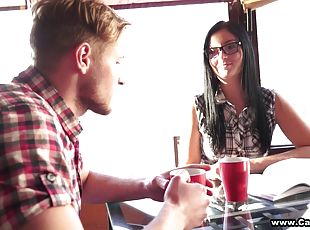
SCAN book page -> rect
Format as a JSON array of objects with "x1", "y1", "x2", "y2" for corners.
[
  {"x1": 125, "y1": 199, "x2": 163, "y2": 217},
  {"x1": 248, "y1": 158, "x2": 310, "y2": 200},
  {"x1": 248, "y1": 174, "x2": 275, "y2": 200}
]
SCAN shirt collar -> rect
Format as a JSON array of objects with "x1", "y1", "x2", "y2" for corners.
[
  {"x1": 12, "y1": 66, "x2": 83, "y2": 140},
  {"x1": 214, "y1": 87, "x2": 227, "y2": 104}
]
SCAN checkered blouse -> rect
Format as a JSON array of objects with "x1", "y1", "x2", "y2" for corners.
[
  {"x1": 0, "y1": 66, "x2": 83, "y2": 229},
  {"x1": 194, "y1": 87, "x2": 276, "y2": 164}
]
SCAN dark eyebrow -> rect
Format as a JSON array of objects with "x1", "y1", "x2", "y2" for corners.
[{"x1": 209, "y1": 40, "x2": 239, "y2": 49}]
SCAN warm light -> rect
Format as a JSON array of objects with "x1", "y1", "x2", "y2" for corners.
[
  {"x1": 0, "y1": 0, "x2": 26, "y2": 7},
  {"x1": 241, "y1": 0, "x2": 278, "y2": 10}
]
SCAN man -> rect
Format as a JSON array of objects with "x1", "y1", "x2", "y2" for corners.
[{"x1": 0, "y1": 0, "x2": 211, "y2": 229}]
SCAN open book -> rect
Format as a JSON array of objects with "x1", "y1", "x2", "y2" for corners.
[{"x1": 248, "y1": 158, "x2": 310, "y2": 203}]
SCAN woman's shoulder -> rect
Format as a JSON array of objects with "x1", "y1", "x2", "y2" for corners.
[
  {"x1": 194, "y1": 93, "x2": 205, "y2": 103},
  {"x1": 194, "y1": 93, "x2": 204, "y2": 100},
  {"x1": 260, "y1": 86, "x2": 275, "y2": 93},
  {"x1": 259, "y1": 87, "x2": 276, "y2": 111},
  {"x1": 193, "y1": 93, "x2": 206, "y2": 113},
  {"x1": 194, "y1": 93, "x2": 205, "y2": 106},
  {"x1": 260, "y1": 86, "x2": 276, "y2": 98}
]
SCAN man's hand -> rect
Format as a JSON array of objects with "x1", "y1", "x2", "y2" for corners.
[
  {"x1": 144, "y1": 164, "x2": 213, "y2": 202},
  {"x1": 164, "y1": 170, "x2": 210, "y2": 229}
]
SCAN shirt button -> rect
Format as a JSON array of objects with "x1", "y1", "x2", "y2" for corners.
[{"x1": 46, "y1": 173, "x2": 56, "y2": 182}]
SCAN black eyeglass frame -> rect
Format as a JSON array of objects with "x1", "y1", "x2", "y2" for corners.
[{"x1": 205, "y1": 41, "x2": 242, "y2": 59}]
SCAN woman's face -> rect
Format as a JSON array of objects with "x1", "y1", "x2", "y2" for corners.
[{"x1": 208, "y1": 28, "x2": 243, "y2": 84}]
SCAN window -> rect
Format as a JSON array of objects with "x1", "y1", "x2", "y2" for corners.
[
  {"x1": 79, "y1": 3, "x2": 229, "y2": 176},
  {"x1": 0, "y1": 9, "x2": 32, "y2": 82},
  {"x1": 0, "y1": 3, "x2": 229, "y2": 177},
  {"x1": 256, "y1": 0, "x2": 310, "y2": 145},
  {"x1": 0, "y1": 0, "x2": 28, "y2": 10}
]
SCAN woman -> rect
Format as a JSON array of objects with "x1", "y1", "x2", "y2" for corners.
[{"x1": 187, "y1": 20, "x2": 310, "y2": 173}]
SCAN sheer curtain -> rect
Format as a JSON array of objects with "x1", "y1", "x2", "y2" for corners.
[{"x1": 257, "y1": 0, "x2": 310, "y2": 145}]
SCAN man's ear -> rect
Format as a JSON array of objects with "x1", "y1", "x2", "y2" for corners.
[{"x1": 76, "y1": 42, "x2": 91, "y2": 74}]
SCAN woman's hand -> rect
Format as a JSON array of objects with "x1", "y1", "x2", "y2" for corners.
[{"x1": 208, "y1": 162, "x2": 225, "y2": 204}]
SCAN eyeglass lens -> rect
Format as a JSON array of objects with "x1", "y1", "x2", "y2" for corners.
[{"x1": 208, "y1": 42, "x2": 240, "y2": 59}]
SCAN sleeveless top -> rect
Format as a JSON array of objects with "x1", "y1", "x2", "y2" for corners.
[{"x1": 194, "y1": 87, "x2": 277, "y2": 164}]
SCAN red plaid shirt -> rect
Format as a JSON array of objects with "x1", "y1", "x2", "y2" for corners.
[{"x1": 0, "y1": 66, "x2": 83, "y2": 229}]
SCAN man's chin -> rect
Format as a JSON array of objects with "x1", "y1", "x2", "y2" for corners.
[
  {"x1": 101, "y1": 108, "x2": 112, "y2": 116},
  {"x1": 90, "y1": 106, "x2": 112, "y2": 116}
]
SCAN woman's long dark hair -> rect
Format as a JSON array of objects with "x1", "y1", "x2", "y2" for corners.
[{"x1": 203, "y1": 20, "x2": 271, "y2": 154}]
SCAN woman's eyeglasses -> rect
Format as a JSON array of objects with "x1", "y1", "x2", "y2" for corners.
[{"x1": 206, "y1": 41, "x2": 241, "y2": 59}]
